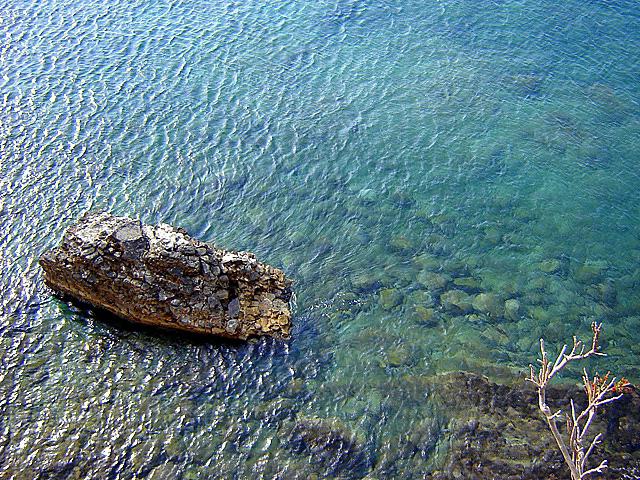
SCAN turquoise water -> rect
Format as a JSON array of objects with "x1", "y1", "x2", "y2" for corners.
[{"x1": 1, "y1": 0, "x2": 640, "y2": 477}]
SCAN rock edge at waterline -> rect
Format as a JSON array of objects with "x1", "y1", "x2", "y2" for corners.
[{"x1": 39, "y1": 212, "x2": 293, "y2": 340}]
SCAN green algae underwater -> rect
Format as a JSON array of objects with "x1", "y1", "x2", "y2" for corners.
[{"x1": 1, "y1": 0, "x2": 640, "y2": 478}]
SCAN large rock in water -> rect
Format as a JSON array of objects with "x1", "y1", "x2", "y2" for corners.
[{"x1": 39, "y1": 212, "x2": 293, "y2": 339}]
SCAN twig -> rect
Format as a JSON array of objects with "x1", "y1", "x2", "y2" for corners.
[{"x1": 526, "y1": 322, "x2": 629, "y2": 480}]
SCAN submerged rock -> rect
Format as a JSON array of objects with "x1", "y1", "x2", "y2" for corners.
[
  {"x1": 281, "y1": 416, "x2": 373, "y2": 477},
  {"x1": 430, "y1": 372, "x2": 640, "y2": 480},
  {"x1": 379, "y1": 288, "x2": 403, "y2": 310},
  {"x1": 575, "y1": 259, "x2": 609, "y2": 284},
  {"x1": 412, "y1": 306, "x2": 436, "y2": 326},
  {"x1": 39, "y1": 212, "x2": 293, "y2": 339},
  {"x1": 588, "y1": 281, "x2": 617, "y2": 308},
  {"x1": 389, "y1": 235, "x2": 415, "y2": 253},
  {"x1": 440, "y1": 289, "x2": 473, "y2": 313},
  {"x1": 537, "y1": 258, "x2": 562, "y2": 274},
  {"x1": 510, "y1": 73, "x2": 544, "y2": 96},
  {"x1": 351, "y1": 271, "x2": 382, "y2": 293},
  {"x1": 504, "y1": 298, "x2": 521, "y2": 321},
  {"x1": 452, "y1": 276, "x2": 481, "y2": 290},
  {"x1": 482, "y1": 226, "x2": 502, "y2": 245},
  {"x1": 407, "y1": 290, "x2": 435, "y2": 308},
  {"x1": 406, "y1": 416, "x2": 442, "y2": 460},
  {"x1": 412, "y1": 252, "x2": 441, "y2": 270},
  {"x1": 383, "y1": 344, "x2": 414, "y2": 368},
  {"x1": 417, "y1": 271, "x2": 449, "y2": 290},
  {"x1": 472, "y1": 292, "x2": 503, "y2": 318}
]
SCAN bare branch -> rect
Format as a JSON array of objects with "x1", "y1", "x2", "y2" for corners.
[
  {"x1": 593, "y1": 394, "x2": 623, "y2": 408},
  {"x1": 582, "y1": 433, "x2": 602, "y2": 470},
  {"x1": 551, "y1": 344, "x2": 568, "y2": 372},
  {"x1": 581, "y1": 459, "x2": 608, "y2": 478},
  {"x1": 526, "y1": 323, "x2": 627, "y2": 480}
]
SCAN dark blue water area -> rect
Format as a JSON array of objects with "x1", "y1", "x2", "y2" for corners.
[{"x1": 1, "y1": 0, "x2": 639, "y2": 477}]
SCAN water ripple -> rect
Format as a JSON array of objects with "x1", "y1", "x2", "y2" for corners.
[{"x1": 1, "y1": 0, "x2": 640, "y2": 477}]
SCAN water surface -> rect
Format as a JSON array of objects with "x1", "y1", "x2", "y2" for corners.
[{"x1": 1, "y1": 0, "x2": 640, "y2": 477}]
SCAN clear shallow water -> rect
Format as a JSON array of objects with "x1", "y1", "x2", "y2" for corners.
[{"x1": 1, "y1": 0, "x2": 640, "y2": 477}]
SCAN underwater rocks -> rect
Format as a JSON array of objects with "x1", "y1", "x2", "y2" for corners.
[
  {"x1": 537, "y1": 258, "x2": 562, "y2": 274},
  {"x1": 452, "y1": 276, "x2": 481, "y2": 290},
  {"x1": 281, "y1": 416, "x2": 374, "y2": 477},
  {"x1": 389, "y1": 235, "x2": 415, "y2": 253},
  {"x1": 412, "y1": 253, "x2": 441, "y2": 271},
  {"x1": 504, "y1": 298, "x2": 521, "y2": 321},
  {"x1": 574, "y1": 259, "x2": 608, "y2": 284},
  {"x1": 418, "y1": 271, "x2": 450, "y2": 290},
  {"x1": 351, "y1": 271, "x2": 382, "y2": 294},
  {"x1": 471, "y1": 292, "x2": 502, "y2": 318},
  {"x1": 429, "y1": 372, "x2": 640, "y2": 480},
  {"x1": 509, "y1": 73, "x2": 544, "y2": 97},
  {"x1": 440, "y1": 289, "x2": 473, "y2": 314},
  {"x1": 382, "y1": 344, "x2": 415, "y2": 368},
  {"x1": 379, "y1": 288, "x2": 403, "y2": 310},
  {"x1": 39, "y1": 212, "x2": 293, "y2": 339},
  {"x1": 412, "y1": 306, "x2": 437, "y2": 326}
]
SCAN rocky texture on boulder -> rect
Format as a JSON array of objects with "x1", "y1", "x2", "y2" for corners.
[{"x1": 40, "y1": 212, "x2": 293, "y2": 339}]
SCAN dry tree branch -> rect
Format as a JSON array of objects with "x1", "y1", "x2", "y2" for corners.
[{"x1": 526, "y1": 322, "x2": 629, "y2": 480}]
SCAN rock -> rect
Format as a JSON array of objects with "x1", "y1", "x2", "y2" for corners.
[
  {"x1": 510, "y1": 73, "x2": 544, "y2": 96},
  {"x1": 164, "y1": 436, "x2": 186, "y2": 458},
  {"x1": 472, "y1": 293, "x2": 503, "y2": 318},
  {"x1": 587, "y1": 83, "x2": 630, "y2": 121},
  {"x1": 444, "y1": 259, "x2": 471, "y2": 276},
  {"x1": 148, "y1": 464, "x2": 181, "y2": 480},
  {"x1": 281, "y1": 416, "x2": 372, "y2": 477},
  {"x1": 465, "y1": 313, "x2": 484, "y2": 323},
  {"x1": 481, "y1": 326, "x2": 509, "y2": 347},
  {"x1": 417, "y1": 271, "x2": 449, "y2": 290},
  {"x1": 406, "y1": 290, "x2": 435, "y2": 308},
  {"x1": 414, "y1": 209, "x2": 434, "y2": 224},
  {"x1": 379, "y1": 288, "x2": 403, "y2": 310},
  {"x1": 514, "y1": 206, "x2": 535, "y2": 221},
  {"x1": 130, "y1": 440, "x2": 161, "y2": 472},
  {"x1": 440, "y1": 290, "x2": 473, "y2": 313},
  {"x1": 406, "y1": 417, "x2": 442, "y2": 459},
  {"x1": 429, "y1": 371, "x2": 640, "y2": 480},
  {"x1": 412, "y1": 306, "x2": 436, "y2": 325},
  {"x1": 574, "y1": 260, "x2": 608, "y2": 284},
  {"x1": 480, "y1": 271, "x2": 519, "y2": 296},
  {"x1": 357, "y1": 188, "x2": 378, "y2": 204},
  {"x1": 529, "y1": 305, "x2": 552, "y2": 323},
  {"x1": 425, "y1": 233, "x2": 446, "y2": 248},
  {"x1": 453, "y1": 277, "x2": 481, "y2": 290},
  {"x1": 287, "y1": 378, "x2": 305, "y2": 397},
  {"x1": 589, "y1": 281, "x2": 617, "y2": 308},
  {"x1": 288, "y1": 229, "x2": 307, "y2": 247},
  {"x1": 384, "y1": 345, "x2": 413, "y2": 367},
  {"x1": 412, "y1": 253, "x2": 441, "y2": 270},
  {"x1": 39, "y1": 212, "x2": 293, "y2": 340},
  {"x1": 389, "y1": 235, "x2": 414, "y2": 253},
  {"x1": 351, "y1": 272, "x2": 382, "y2": 293},
  {"x1": 504, "y1": 299, "x2": 521, "y2": 321},
  {"x1": 390, "y1": 191, "x2": 415, "y2": 208},
  {"x1": 537, "y1": 258, "x2": 562, "y2": 274},
  {"x1": 483, "y1": 227, "x2": 502, "y2": 245}
]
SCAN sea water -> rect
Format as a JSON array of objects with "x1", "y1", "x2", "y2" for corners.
[{"x1": 1, "y1": 0, "x2": 639, "y2": 477}]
